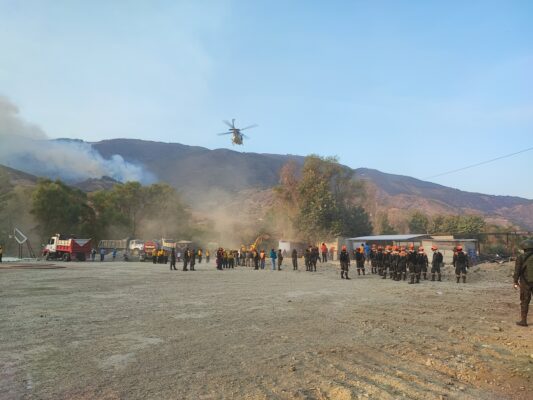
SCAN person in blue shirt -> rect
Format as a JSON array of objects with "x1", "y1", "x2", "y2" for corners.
[{"x1": 270, "y1": 249, "x2": 277, "y2": 270}]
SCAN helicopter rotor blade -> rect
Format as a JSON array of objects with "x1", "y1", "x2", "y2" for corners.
[
  {"x1": 217, "y1": 132, "x2": 232, "y2": 136},
  {"x1": 242, "y1": 134, "x2": 251, "y2": 139},
  {"x1": 240, "y1": 124, "x2": 258, "y2": 131},
  {"x1": 223, "y1": 120, "x2": 233, "y2": 128}
]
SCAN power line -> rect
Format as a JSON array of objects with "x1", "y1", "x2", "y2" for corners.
[{"x1": 424, "y1": 146, "x2": 533, "y2": 180}]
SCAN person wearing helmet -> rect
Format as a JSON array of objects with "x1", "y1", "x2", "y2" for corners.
[
  {"x1": 513, "y1": 239, "x2": 533, "y2": 327},
  {"x1": 339, "y1": 245, "x2": 351, "y2": 279},
  {"x1": 417, "y1": 247, "x2": 429, "y2": 280},
  {"x1": 407, "y1": 244, "x2": 418, "y2": 284},
  {"x1": 397, "y1": 247, "x2": 408, "y2": 281},
  {"x1": 355, "y1": 247, "x2": 366, "y2": 276},
  {"x1": 381, "y1": 246, "x2": 392, "y2": 279},
  {"x1": 431, "y1": 246, "x2": 443, "y2": 282},
  {"x1": 376, "y1": 246, "x2": 384, "y2": 276},
  {"x1": 369, "y1": 245, "x2": 378, "y2": 274},
  {"x1": 391, "y1": 246, "x2": 400, "y2": 281},
  {"x1": 452, "y1": 245, "x2": 469, "y2": 283}
]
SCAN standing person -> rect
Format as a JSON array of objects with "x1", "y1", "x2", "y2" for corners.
[
  {"x1": 291, "y1": 248, "x2": 298, "y2": 270},
  {"x1": 376, "y1": 246, "x2": 384, "y2": 276},
  {"x1": 277, "y1": 249, "x2": 283, "y2": 270},
  {"x1": 390, "y1": 246, "x2": 400, "y2": 280},
  {"x1": 112, "y1": 248, "x2": 117, "y2": 261},
  {"x1": 329, "y1": 246, "x2": 335, "y2": 261},
  {"x1": 431, "y1": 246, "x2": 443, "y2": 281},
  {"x1": 0, "y1": 244, "x2": 3, "y2": 262},
  {"x1": 100, "y1": 248, "x2": 105, "y2": 262},
  {"x1": 270, "y1": 249, "x2": 277, "y2": 270},
  {"x1": 170, "y1": 248, "x2": 177, "y2": 270},
  {"x1": 197, "y1": 248, "x2": 203, "y2": 264},
  {"x1": 452, "y1": 245, "x2": 469, "y2": 283},
  {"x1": 91, "y1": 248, "x2": 96, "y2": 262},
  {"x1": 364, "y1": 242, "x2": 371, "y2": 266},
  {"x1": 205, "y1": 249, "x2": 210, "y2": 263},
  {"x1": 312, "y1": 246, "x2": 320, "y2": 271},
  {"x1": 369, "y1": 245, "x2": 377, "y2": 274},
  {"x1": 183, "y1": 247, "x2": 190, "y2": 271},
  {"x1": 228, "y1": 250, "x2": 235, "y2": 268},
  {"x1": 190, "y1": 249, "x2": 196, "y2": 271},
  {"x1": 407, "y1": 244, "x2": 418, "y2": 284},
  {"x1": 513, "y1": 239, "x2": 533, "y2": 327},
  {"x1": 258, "y1": 249, "x2": 264, "y2": 269},
  {"x1": 304, "y1": 247, "x2": 311, "y2": 271},
  {"x1": 339, "y1": 245, "x2": 351, "y2": 279},
  {"x1": 253, "y1": 249, "x2": 259, "y2": 270},
  {"x1": 382, "y1": 246, "x2": 392, "y2": 279},
  {"x1": 417, "y1": 247, "x2": 429, "y2": 281},
  {"x1": 321, "y1": 243, "x2": 328, "y2": 263},
  {"x1": 397, "y1": 247, "x2": 408, "y2": 281},
  {"x1": 216, "y1": 248, "x2": 223, "y2": 270},
  {"x1": 355, "y1": 247, "x2": 366, "y2": 275}
]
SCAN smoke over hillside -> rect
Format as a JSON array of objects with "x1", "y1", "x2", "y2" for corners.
[{"x1": 0, "y1": 97, "x2": 154, "y2": 183}]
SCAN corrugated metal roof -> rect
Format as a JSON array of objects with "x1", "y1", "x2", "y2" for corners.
[{"x1": 348, "y1": 234, "x2": 428, "y2": 241}]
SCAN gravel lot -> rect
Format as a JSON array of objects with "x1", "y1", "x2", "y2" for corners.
[{"x1": 1, "y1": 259, "x2": 532, "y2": 399}]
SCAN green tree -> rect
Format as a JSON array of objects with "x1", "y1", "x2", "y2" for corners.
[
  {"x1": 31, "y1": 179, "x2": 95, "y2": 240},
  {"x1": 408, "y1": 211, "x2": 429, "y2": 233}
]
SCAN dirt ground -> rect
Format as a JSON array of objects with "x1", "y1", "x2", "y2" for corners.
[{"x1": 1, "y1": 259, "x2": 532, "y2": 400}]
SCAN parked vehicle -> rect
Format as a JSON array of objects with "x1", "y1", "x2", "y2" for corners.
[
  {"x1": 43, "y1": 234, "x2": 92, "y2": 261},
  {"x1": 140, "y1": 240, "x2": 159, "y2": 262}
]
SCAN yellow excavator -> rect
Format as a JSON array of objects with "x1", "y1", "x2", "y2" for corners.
[{"x1": 250, "y1": 234, "x2": 270, "y2": 251}]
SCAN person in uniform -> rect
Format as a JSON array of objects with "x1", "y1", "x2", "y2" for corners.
[
  {"x1": 205, "y1": 249, "x2": 210, "y2": 263},
  {"x1": 216, "y1": 248, "x2": 223, "y2": 270},
  {"x1": 382, "y1": 246, "x2": 392, "y2": 279},
  {"x1": 513, "y1": 239, "x2": 533, "y2": 327},
  {"x1": 397, "y1": 247, "x2": 407, "y2": 281},
  {"x1": 369, "y1": 245, "x2": 378, "y2": 274},
  {"x1": 339, "y1": 245, "x2": 351, "y2": 279},
  {"x1": 260, "y1": 249, "x2": 266, "y2": 269},
  {"x1": 277, "y1": 249, "x2": 283, "y2": 270},
  {"x1": 431, "y1": 245, "x2": 443, "y2": 281},
  {"x1": 390, "y1": 246, "x2": 399, "y2": 280},
  {"x1": 189, "y1": 249, "x2": 196, "y2": 271},
  {"x1": 452, "y1": 245, "x2": 469, "y2": 283},
  {"x1": 170, "y1": 248, "x2": 177, "y2": 270},
  {"x1": 321, "y1": 243, "x2": 328, "y2": 263},
  {"x1": 376, "y1": 246, "x2": 384, "y2": 276},
  {"x1": 418, "y1": 246, "x2": 429, "y2": 280},
  {"x1": 355, "y1": 247, "x2": 366, "y2": 275},
  {"x1": 183, "y1": 247, "x2": 190, "y2": 271},
  {"x1": 407, "y1": 244, "x2": 418, "y2": 284},
  {"x1": 304, "y1": 247, "x2": 311, "y2": 271},
  {"x1": 291, "y1": 248, "x2": 298, "y2": 270}
]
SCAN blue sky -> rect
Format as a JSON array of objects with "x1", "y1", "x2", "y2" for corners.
[{"x1": 1, "y1": 1, "x2": 532, "y2": 198}]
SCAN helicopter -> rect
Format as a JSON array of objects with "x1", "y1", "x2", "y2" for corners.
[{"x1": 217, "y1": 119, "x2": 258, "y2": 145}]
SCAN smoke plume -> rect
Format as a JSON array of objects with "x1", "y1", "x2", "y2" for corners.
[{"x1": 0, "y1": 96, "x2": 154, "y2": 183}]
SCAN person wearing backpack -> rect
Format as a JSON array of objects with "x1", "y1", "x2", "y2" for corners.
[
  {"x1": 513, "y1": 239, "x2": 533, "y2": 327},
  {"x1": 452, "y1": 245, "x2": 469, "y2": 283}
]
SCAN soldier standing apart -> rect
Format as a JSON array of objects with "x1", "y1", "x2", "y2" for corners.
[
  {"x1": 292, "y1": 248, "x2": 298, "y2": 270},
  {"x1": 183, "y1": 247, "x2": 190, "y2": 271},
  {"x1": 170, "y1": 248, "x2": 177, "y2": 270},
  {"x1": 355, "y1": 247, "x2": 366, "y2": 275},
  {"x1": 513, "y1": 239, "x2": 533, "y2": 327},
  {"x1": 418, "y1": 247, "x2": 429, "y2": 280},
  {"x1": 452, "y1": 245, "x2": 469, "y2": 283},
  {"x1": 339, "y1": 245, "x2": 351, "y2": 279},
  {"x1": 270, "y1": 249, "x2": 277, "y2": 270},
  {"x1": 431, "y1": 246, "x2": 443, "y2": 281},
  {"x1": 277, "y1": 249, "x2": 283, "y2": 270}
]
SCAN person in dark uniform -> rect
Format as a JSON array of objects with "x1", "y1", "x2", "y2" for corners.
[
  {"x1": 452, "y1": 245, "x2": 469, "y2": 283},
  {"x1": 397, "y1": 247, "x2": 407, "y2": 281},
  {"x1": 431, "y1": 245, "x2": 443, "y2": 281},
  {"x1": 170, "y1": 248, "x2": 177, "y2": 270},
  {"x1": 355, "y1": 247, "x2": 366, "y2": 275},
  {"x1": 339, "y1": 245, "x2": 351, "y2": 279},
  {"x1": 291, "y1": 248, "x2": 298, "y2": 270},
  {"x1": 277, "y1": 249, "x2": 283, "y2": 270},
  {"x1": 513, "y1": 239, "x2": 533, "y2": 327},
  {"x1": 390, "y1": 246, "x2": 399, "y2": 280},
  {"x1": 189, "y1": 249, "x2": 196, "y2": 271},
  {"x1": 183, "y1": 247, "x2": 190, "y2": 271},
  {"x1": 216, "y1": 248, "x2": 223, "y2": 270},
  {"x1": 304, "y1": 247, "x2": 311, "y2": 271},
  {"x1": 407, "y1": 244, "x2": 418, "y2": 284},
  {"x1": 369, "y1": 245, "x2": 378, "y2": 274},
  {"x1": 376, "y1": 246, "x2": 384, "y2": 276},
  {"x1": 382, "y1": 246, "x2": 392, "y2": 279},
  {"x1": 253, "y1": 249, "x2": 259, "y2": 270},
  {"x1": 418, "y1": 247, "x2": 429, "y2": 280}
]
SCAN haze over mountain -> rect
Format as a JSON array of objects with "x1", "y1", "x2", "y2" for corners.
[{"x1": 2, "y1": 138, "x2": 532, "y2": 230}]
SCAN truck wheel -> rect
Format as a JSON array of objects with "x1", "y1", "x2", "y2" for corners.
[{"x1": 63, "y1": 253, "x2": 71, "y2": 262}]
